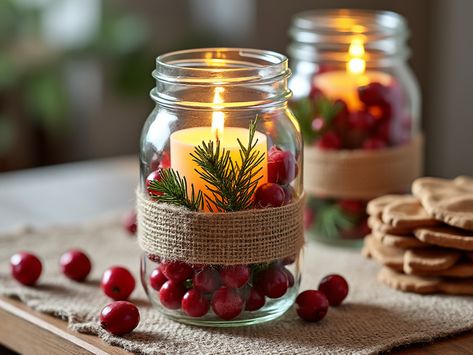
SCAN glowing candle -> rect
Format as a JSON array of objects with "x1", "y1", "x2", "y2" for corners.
[
  {"x1": 313, "y1": 37, "x2": 392, "y2": 111},
  {"x1": 170, "y1": 87, "x2": 268, "y2": 211}
]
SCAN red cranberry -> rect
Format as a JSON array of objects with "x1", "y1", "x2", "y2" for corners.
[
  {"x1": 254, "y1": 183, "x2": 285, "y2": 208},
  {"x1": 358, "y1": 82, "x2": 389, "y2": 106},
  {"x1": 220, "y1": 265, "x2": 250, "y2": 288},
  {"x1": 60, "y1": 249, "x2": 92, "y2": 282},
  {"x1": 338, "y1": 200, "x2": 365, "y2": 216},
  {"x1": 304, "y1": 207, "x2": 315, "y2": 229},
  {"x1": 211, "y1": 287, "x2": 244, "y2": 320},
  {"x1": 283, "y1": 268, "x2": 295, "y2": 287},
  {"x1": 374, "y1": 120, "x2": 391, "y2": 142},
  {"x1": 122, "y1": 210, "x2": 137, "y2": 235},
  {"x1": 309, "y1": 86, "x2": 323, "y2": 101},
  {"x1": 182, "y1": 289, "x2": 210, "y2": 317},
  {"x1": 160, "y1": 261, "x2": 193, "y2": 283},
  {"x1": 295, "y1": 290, "x2": 329, "y2": 322},
  {"x1": 147, "y1": 254, "x2": 161, "y2": 263},
  {"x1": 267, "y1": 146, "x2": 296, "y2": 184},
  {"x1": 348, "y1": 110, "x2": 376, "y2": 131},
  {"x1": 100, "y1": 301, "x2": 140, "y2": 335},
  {"x1": 150, "y1": 151, "x2": 171, "y2": 171},
  {"x1": 149, "y1": 267, "x2": 168, "y2": 291},
  {"x1": 10, "y1": 252, "x2": 42, "y2": 286},
  {"x1": 193, "y1": 268, "x2": 220, "y2": 293},
  {"x1": 332, "y1": 99, "x2": 350, "y2": 133},
  {"x1": 362, "y1": 137, "x2": 387, "y2": 150},
  {"x1": 101, "y1": 266, "x2": 135, "y2": 300},
  {"x1": 318, "y1": 274, "x2": 349, "y2": 306},
  {"x1": 256, "y1": 266, "x2": 288, "y2": 299},
  {"x1": 146, "y1": 170, "x2": 163, "y2": 197},
  {"x1": 357, "y1": 219, "x2": 371, "y2": 236},
  {"x1": 159, "y1": 280, "x2": 186, "y2": 309},
  {"x1": 245, "y1": 287, "x2": 265, "y2": 311},
  {"x1": 315, "y1": 132, "x2": 342, "y2": 150},
  {"x1": 282, "y1": 185, "x2": 295, "y2": 205}
]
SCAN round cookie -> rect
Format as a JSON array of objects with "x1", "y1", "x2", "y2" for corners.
[
  {"x1": 372, "y1": 230, "x2": 428, "y2": 249},
  {"x1": 381, "y1": 199, "x2": 439, "y2": 228},
  {"x1": 454, "y1": 176, "x2": 473, "y2": 192},
  {"x1": 403, "y1": 249, "x2": 461, "y2": 272},
  {"x1": 414, "y1": 226, "x2": 473, "y2": 251},
  {"x1": 412, "y1": 177, "x2": 473, "y2": 231},
  {"x1": 364, "y1": 234, "x2": 404, "y2": 271},
  {"x1": 367, "y1": 194, "x2": 412, "y2": 218},
  {"x1": 405, "y1": 262, "x2": 473, "y2": 278},
  {"x1": 378, "y1": 267, "x2": 473, "y2": 295},
  {"x1": 368, "y1": 216, "x2": 413, "y2": 235}
]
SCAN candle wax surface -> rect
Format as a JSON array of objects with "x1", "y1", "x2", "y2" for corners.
[
  {"x1": 313, "y1": 70, "x2": 392, "y2": 111},
  {"x1": 170, "y1": 127, "x2": 268, "y2": 211}
]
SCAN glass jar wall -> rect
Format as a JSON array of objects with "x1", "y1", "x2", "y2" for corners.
[
  {"x1": 138, "y1": 48, "x2": 303, "y2": 326},
  {"x1": 288, "y1": 10, "x2": 422, "y2": 247}
]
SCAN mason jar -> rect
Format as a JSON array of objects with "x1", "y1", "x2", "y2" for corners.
[
  {"x1": 288, "y1": 9, "x2": 422, "y2": 247},
  {"x1": 137, "y1": 48, "x2": 304, "y2": 326}
]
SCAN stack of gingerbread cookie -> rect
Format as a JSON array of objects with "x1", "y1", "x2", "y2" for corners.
[{"x1": 363, "y1": 176, "x2": 473, "y2": 294}]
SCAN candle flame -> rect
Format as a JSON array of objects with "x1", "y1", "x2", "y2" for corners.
[
  {"x1": 211, "y1": 87, "x2": 225, "y2": 140},
  {"x1": 347, "y1": 38, "x2": 366, "y2": 75}
]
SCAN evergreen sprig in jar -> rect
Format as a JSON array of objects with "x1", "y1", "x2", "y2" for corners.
[
  {"x1": 288, "y1": 10, "x2": 422, "y2": 246},
  {"x1": 137, "y1": 48, "x2": 304, "y2": 326}
]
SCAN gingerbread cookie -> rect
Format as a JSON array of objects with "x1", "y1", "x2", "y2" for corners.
[
  {"x1": 367, "y1": 216, "x2": 413, "y2": 235},
  {"x1": 412, "y1": 177, "x2": 473, "y2": 231},
  {"x1": 405, "y1": 262, "x2": 473, "y2": 278},
  {"x1": 454, "y1": 176, "x2": 473, "y2": 192},
  {"x1": 381, "y1": 199, "x2": 439, "y2": 228},
  {"x1": 414, "y1": 226, "x2": 473, "y2": 251},
  {"x1": 403, "y1": 249, "x2": 461, "y2": 272},
  {"x1": 367, "y1": 194, "x2": 412, "y2": 219},
  {"x1": 372, "y1": 230, "x2": 427, "y2": 249},
  {"x1": 378, "y1": 267, "x2": 473, "y2": 295},
  {"x1": 364, "y1": 235, "x2": 404, "y2": 271}
]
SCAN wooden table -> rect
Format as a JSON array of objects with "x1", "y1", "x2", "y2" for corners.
[{"x1": 1, "y1": 156, "x2": 472, "y2": 354}]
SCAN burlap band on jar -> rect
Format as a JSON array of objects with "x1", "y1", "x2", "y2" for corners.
[
  {"x1": 304, "y1": 134, "x2": 423, "y2": 200},
  {"x1": 136, "y1": 192, "x2": 305, "y2": 265}
]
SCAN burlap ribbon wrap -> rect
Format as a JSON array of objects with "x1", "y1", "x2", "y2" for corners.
[
  {"x1": 304, "y1": 134, "x2": 423, "y2": 200},
  {"x1": 136, "y1": 192, "x2": 305, "y2": 265}
]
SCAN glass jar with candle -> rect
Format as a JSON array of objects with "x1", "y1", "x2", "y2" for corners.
[
  {"x1": 137, "y1": 48, "x2": 304, "y2": 327},
  {"x1": 288, "y1": 9, "x2": 422, "y2": 247}
]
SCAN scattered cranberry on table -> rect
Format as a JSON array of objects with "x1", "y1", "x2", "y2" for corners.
[
  {"x1": 220, "y1": 265, "x2": 250, "y2": 289},
  {"x1": 181, "y1": 289, "x2": 210, "y2": 317},
  {"x1": 211, "y1": 287, "x2": 244, "y2": 320},
  {"x1": 122, "y1": 210, "x2": 137, "y2": 236},
  {"x1": 160, "y1": 261, "x2": 194, "y2": 283},
  {"x1": 149, "y1": 267, "x2": 168, "y2": 291},
  {"x1": 254, "y1": 183, "x2": 285, "y2": 208},
  {"x1": 318, "y1": 274, "x2": 349, "y2": 306},
  {"x1": 159, "y1": 280, "x2": 186, "y2": 309},
  {"x1": 10, "y1": 252, "x2": 42, "y2": 286},
  {"x1": 59, "y1": 249, "x2": 92, "y2": 282},
  {"x1": 100, "y1": 301, "x2": 140, "y2": 336},
  {"x1": 101, "y1": 266, "x2": 136, "y2": 301},
  {"x1": 295, "y1": 290, "x2": 329, "y2": 322}
]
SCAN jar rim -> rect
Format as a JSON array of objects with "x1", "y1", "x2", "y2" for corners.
[
  {"x1": 154, "y1": 48, "x2": 290, "y2": 85},
  {"x1": 290, "y1": 9, "x2": 407, "y2": 37}
]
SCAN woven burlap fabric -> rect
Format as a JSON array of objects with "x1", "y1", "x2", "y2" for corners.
[
  {"x1": 137, "y1": 193, "x2": 304, "y2": 264},
  {"x1": 2, "y1": 214, "x2": 473, "y2": 355},
  {"x1": 304, "y1": 134, "x2": 423, "y2": 200}
]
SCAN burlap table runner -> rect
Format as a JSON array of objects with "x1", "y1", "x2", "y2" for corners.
[{"x1": 1, "y1": 214, "x2": 473, "y2": 354}]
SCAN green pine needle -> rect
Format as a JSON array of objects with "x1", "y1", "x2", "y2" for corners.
[
  {"x1": 148, "y1": 169, "x2": 203, "y2": 211},
  {"x1": 190, "y1": 118, "x2": 265, "y2": 212}
]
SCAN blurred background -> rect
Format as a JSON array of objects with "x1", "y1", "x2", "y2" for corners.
[{"x1": 0, "y1": 0, "x2": 471, "y2": 177}]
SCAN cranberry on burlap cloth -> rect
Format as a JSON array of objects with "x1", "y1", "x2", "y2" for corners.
[{"x1": 1, "y1": 214, "x2": 473, "y2": 355}]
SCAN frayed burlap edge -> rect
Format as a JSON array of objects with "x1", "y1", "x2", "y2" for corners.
[{"x1": 136, "y1": 192, "x2": 305, "y2": 265}]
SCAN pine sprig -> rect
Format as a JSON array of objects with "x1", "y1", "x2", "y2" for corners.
[
  {"x1": 148, "y1": 169, "x2": 203, "y2": 211},
  {"x1": 190, "y1": 119, "x2": 265, "y2": 212}
]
